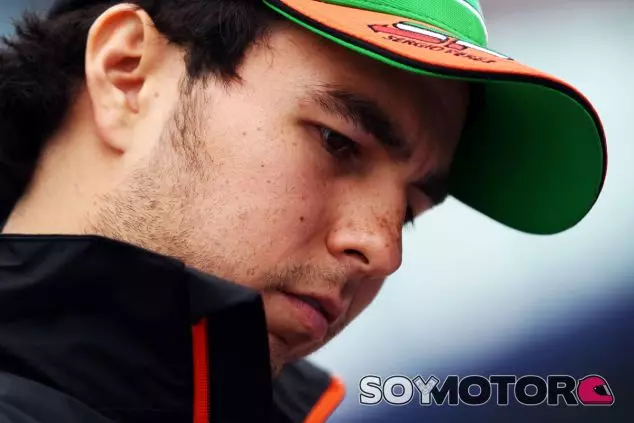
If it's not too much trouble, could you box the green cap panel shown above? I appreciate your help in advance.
[463,0,483,13]
[318,0,488,45]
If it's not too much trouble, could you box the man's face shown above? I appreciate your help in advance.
[72,9,469,374]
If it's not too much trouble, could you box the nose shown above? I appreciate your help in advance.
[326,208,403,280]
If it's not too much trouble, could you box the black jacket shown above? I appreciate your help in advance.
[0,234,345,423]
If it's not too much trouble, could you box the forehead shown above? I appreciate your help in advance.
[267,23,470,157]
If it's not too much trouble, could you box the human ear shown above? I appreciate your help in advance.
[84,4,168,153]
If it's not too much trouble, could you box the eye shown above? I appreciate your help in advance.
[318,126,360,160]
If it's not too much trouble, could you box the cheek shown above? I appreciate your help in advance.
[192,121,330,258]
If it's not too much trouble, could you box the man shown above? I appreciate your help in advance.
[0,0,607,422]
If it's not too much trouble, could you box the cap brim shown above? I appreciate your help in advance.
[264,0,607,235]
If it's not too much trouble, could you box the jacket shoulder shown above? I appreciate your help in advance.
[273,360,346,423]
[0,372,114,423]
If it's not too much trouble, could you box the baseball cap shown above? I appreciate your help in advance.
[48,0,607,235]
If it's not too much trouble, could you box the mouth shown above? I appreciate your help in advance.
[290,294,329,320]
[282,291,343,325]
[273,288,346,343]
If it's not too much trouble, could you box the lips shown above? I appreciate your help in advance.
[284,292,344,324]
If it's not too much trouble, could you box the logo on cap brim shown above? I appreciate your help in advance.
[369,21,513,64]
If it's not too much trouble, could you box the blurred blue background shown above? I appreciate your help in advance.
[1,0,632,422]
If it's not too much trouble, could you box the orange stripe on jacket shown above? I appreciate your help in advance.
[192,319,210,423]
[305,377,346,423]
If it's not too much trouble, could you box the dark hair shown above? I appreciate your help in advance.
[0,0,280,222]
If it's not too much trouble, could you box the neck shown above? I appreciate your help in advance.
[2,187,90,235]
[3,148,120,237]
[3,89,126,236]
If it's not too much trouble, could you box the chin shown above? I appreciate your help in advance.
[294,327,343,358]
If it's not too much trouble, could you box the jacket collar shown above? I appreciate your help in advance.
[0,234,273,423]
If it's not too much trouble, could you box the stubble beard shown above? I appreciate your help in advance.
[85,79,222,271]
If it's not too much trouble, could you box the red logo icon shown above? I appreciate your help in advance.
[576,375,614,406]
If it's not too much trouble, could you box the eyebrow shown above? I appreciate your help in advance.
[306,85,450,206]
